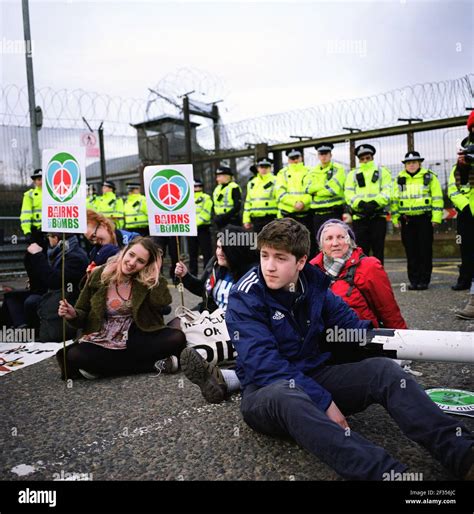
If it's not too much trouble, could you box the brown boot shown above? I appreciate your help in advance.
[455,295,474,320]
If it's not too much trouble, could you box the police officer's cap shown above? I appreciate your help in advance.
[402,151,424,164]
[355,144,376,158]
[126,182,141,190]
[285,148,303,158]
[102,180,116,190]
[194,178,204,187]
[256,157,273,167]
[315,142,334,153]
[216,165,233,176]
[30,168,42,180]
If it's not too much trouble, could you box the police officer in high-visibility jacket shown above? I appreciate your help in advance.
[243,157,278,234]
[86,184,99,211]
[304,142,346,239]
[345,144,392,263]
[188,179,213,276]
[123,182,148,236]
[392,151,443,290]
[20,169,44,246]
[212,165,242,229]
[448,140,474,293]
[95,180,125,229]
[275,148,315,255]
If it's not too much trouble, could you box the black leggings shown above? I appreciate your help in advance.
[65,324,186,376]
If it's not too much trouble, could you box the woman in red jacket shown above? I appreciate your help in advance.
[310,219,407,329]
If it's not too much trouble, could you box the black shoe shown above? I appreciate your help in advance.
[180,347,227,404]
[417,283,429,290]
[452,282,470,291]
[408,283,419,290]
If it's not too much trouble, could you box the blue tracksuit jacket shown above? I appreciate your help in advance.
[225,263,371,411]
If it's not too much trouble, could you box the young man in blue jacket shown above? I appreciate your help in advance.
[221,218,472,480]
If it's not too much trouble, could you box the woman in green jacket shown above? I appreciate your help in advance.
[57,237,185,379]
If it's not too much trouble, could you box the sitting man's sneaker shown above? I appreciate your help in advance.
[455,295,474,320]
[78,368,100,380]
[180,347,227,404]
[154,355,179,374]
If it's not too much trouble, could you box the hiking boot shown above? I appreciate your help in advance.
[455,295,474,320]
[154,355,179,374]
[180,347,227,404]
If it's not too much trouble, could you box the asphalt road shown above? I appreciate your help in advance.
[1,259,473,483]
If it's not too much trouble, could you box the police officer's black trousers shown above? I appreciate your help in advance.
[283,212,317,258]
[250,215,277,234]
[188,225,213,276]
[456,207,474,286]
[152,236,179,280]
[312,206,344,244]
[400,213,433,286]
[352,216,387,264]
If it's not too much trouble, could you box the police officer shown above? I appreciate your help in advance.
[345,144,392,263]
[188,179,213,276]
[304,142,346,239]
[275,149,315,255]
[123,182,148,236]
[448,140,474,292]
[95,180,125,229]
[86,184,99,210]
[212,165,242,229]
[20,169,45,246]
[392,151,443,290]
[243,157,278,234]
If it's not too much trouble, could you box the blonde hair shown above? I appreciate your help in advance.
[101,237,163,289]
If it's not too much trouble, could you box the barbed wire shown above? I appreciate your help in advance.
[197,74,474,149]
[0,73,472,149]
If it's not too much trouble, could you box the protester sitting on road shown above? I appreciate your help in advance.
[310,218,407,329]
[57,237,186,380]
[85,209,140,267]
[226,218,471,480]
[174,225,258,314]
[180,219,410,404]
[0,233,88,332]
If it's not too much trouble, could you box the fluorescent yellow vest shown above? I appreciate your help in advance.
[304,161,345,211]
[195,191,213,226]
[243,173,277,224]
[448,164,474,216]
[213,181,242,216]
[345,162,392,220]
[275,163,312,216]
[20,186,42,235]
[95,191,125,228]
[124,193,148,229]
[391,168,444,224]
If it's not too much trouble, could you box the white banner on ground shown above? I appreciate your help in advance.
[144,164,197,236]
[0,342,72,377]
[41,148,87,234]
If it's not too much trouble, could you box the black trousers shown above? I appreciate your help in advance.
[352,216,387,264]
[188,225,213,276]
[64,325,186,377]
[400,213,433,285]
[312,206,345,246]
[456,208,474,285]
[283,211,317,259]
[0,290,42,329]
[250,215,277,234]
[152,236,179,279]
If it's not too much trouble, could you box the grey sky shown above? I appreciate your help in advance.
[0,0,473,123]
